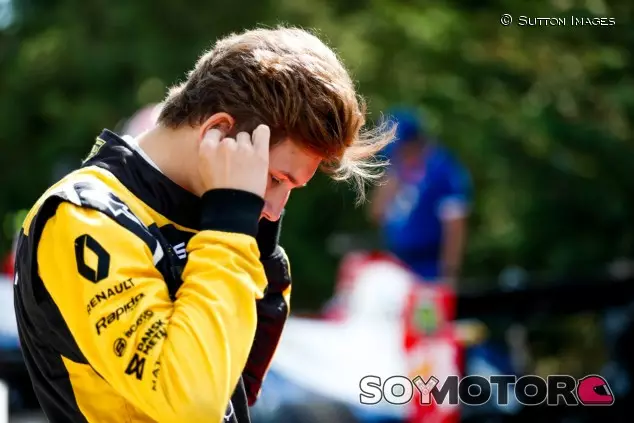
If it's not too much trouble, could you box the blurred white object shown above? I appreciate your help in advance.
[0,276,18,341]
[608,258,634,280]
[271,259,414,418]
[0,378,7,423]
[346,260,412,322]
[121,103,162,137]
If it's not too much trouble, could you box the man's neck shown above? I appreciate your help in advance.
[136,125,203,196]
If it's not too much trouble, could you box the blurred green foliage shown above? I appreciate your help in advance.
[1,0,633,309]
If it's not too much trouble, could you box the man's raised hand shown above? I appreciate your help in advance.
[198,125,270,198]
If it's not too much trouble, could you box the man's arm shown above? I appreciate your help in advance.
[36,191,266,423]
[439,215,468,285]
[437,162,472,287]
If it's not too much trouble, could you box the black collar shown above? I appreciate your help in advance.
[82,129,202,230]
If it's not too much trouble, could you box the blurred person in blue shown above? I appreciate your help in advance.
[370,108,472,288]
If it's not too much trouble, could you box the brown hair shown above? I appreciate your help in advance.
[158,26,395,203]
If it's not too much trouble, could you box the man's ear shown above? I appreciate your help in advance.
[199,113,235,141]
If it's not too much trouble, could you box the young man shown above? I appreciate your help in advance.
[13,27,393,423]
[370,108,472,287]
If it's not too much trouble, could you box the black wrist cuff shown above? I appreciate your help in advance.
[200,189,264,237]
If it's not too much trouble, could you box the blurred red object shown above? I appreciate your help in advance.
[402,282,462,423]
[402,282,456,349]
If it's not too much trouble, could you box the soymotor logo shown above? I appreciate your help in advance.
[360,374,614,407]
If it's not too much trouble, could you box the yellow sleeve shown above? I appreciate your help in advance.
[37,201,267,423]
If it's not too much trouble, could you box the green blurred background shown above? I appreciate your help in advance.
[1,0,633,312]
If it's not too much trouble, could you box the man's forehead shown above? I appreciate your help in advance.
[270,138,321,186]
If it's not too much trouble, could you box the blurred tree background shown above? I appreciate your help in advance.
[1,0,633,310]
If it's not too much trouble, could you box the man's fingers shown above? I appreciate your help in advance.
[252,124,271,155]
[198,124,270,198]
[222,137,237,151]
[236,131,252,147]
[203,128,223,146]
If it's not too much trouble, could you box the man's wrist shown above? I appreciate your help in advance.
[200,189,264,237]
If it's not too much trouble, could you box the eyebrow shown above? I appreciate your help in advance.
[280,170,306,187]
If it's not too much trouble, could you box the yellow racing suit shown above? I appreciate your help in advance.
[13,129,292,423]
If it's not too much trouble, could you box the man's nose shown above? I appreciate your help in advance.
[262,193,289,221]
[262,187,290,221]
[261,203,283,222]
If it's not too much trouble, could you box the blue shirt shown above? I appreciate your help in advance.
[380,144,472,280]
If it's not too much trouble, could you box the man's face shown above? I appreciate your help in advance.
[262,138,321,221]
